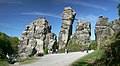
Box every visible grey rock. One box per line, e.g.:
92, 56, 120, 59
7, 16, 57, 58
18, 17, 57, 59
75, 20, 91, 45
95, 16, 120, 49
58, 7, 76, 49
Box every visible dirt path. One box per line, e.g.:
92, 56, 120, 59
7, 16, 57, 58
18, 50, 94, 66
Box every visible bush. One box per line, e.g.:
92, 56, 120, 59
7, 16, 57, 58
94, 32, 120, 65
44, 47, 48, 54
59, 36, 88, 53
90, 40, 97, 50
0, 32, 19, 59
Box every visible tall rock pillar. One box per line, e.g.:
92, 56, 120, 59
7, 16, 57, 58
58, 7, 76, 49
95, 16, 112, 49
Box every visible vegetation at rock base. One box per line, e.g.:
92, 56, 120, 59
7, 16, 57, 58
0, 60, 9, 66
72, 50, 104, 66
59, 36, 88, 53
19, 57, 39, 64
59, 44, 84, 53
0, 32, 19, 66
59, 36, 97, 53
72, 32, 120, 66
94, 32, 120, 66
89, 40, 97, 50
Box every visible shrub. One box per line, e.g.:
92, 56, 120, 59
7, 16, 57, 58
44, 47, 48, 54
94, 32, 120, 65
90, 40, 97, 50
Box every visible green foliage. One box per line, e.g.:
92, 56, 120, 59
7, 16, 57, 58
67, 44, 86, 52
0, 32, 13, 56
94, 32, 120, 65
44, 47, 48, 54
9, 37, 19, 54
0, 48, 5, 59
0, 60, 9, 66
59, 36, 88, 53
72, 50, 104, 66
90, 40, 97, 50
0, 32, 19, 63
59, 44, 86, 53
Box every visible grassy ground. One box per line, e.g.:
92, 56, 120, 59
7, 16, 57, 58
59, 44, 85, 53
71, 50, 104, 66
0, 60, 9, 66
19, 57, 39, 65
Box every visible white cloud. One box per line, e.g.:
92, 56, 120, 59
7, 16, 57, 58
20, 12, 61, 19
0, 0, 23, 4
64, 1, 107, 11
7, 1, 23, 4
76, 14, 98, 22
112, 0, 120, 2
0, 23, 22, 29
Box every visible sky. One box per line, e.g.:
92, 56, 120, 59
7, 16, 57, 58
0, 0, 119, 40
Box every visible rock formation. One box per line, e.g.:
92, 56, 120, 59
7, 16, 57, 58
95, 16, 120, 49
18, 17, 57, 58
68, 19, 91, 47
75, 20, 91, 45
58, 7, 76, 49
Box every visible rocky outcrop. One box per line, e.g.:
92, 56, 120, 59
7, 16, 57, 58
58, 7, 76, 49
18, 17, 57, 58
75, 20, 91, 45
95, 16, 120, 49
68, 20, 91, 47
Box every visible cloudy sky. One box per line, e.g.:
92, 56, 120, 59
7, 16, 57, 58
0, 0, 119, 40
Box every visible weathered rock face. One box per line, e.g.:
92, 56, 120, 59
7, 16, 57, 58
95, 16, 120, 49
68, 20, 91, 47
18, 18, 57, 58
58, 7, 76, 49
75, 20, 91, 45
111, 19, 120, 33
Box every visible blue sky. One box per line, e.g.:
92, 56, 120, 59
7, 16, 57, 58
0, 0, 119, 40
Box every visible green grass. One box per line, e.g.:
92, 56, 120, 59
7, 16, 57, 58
59, 44, 83, 53
19, 57, 39, 64
71, 50, 104, 66
0, 60, 9, 66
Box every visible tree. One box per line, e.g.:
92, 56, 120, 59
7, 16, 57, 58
9, 37, 19, 54
0, 32, 19, 59
117, 4, 120, 19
